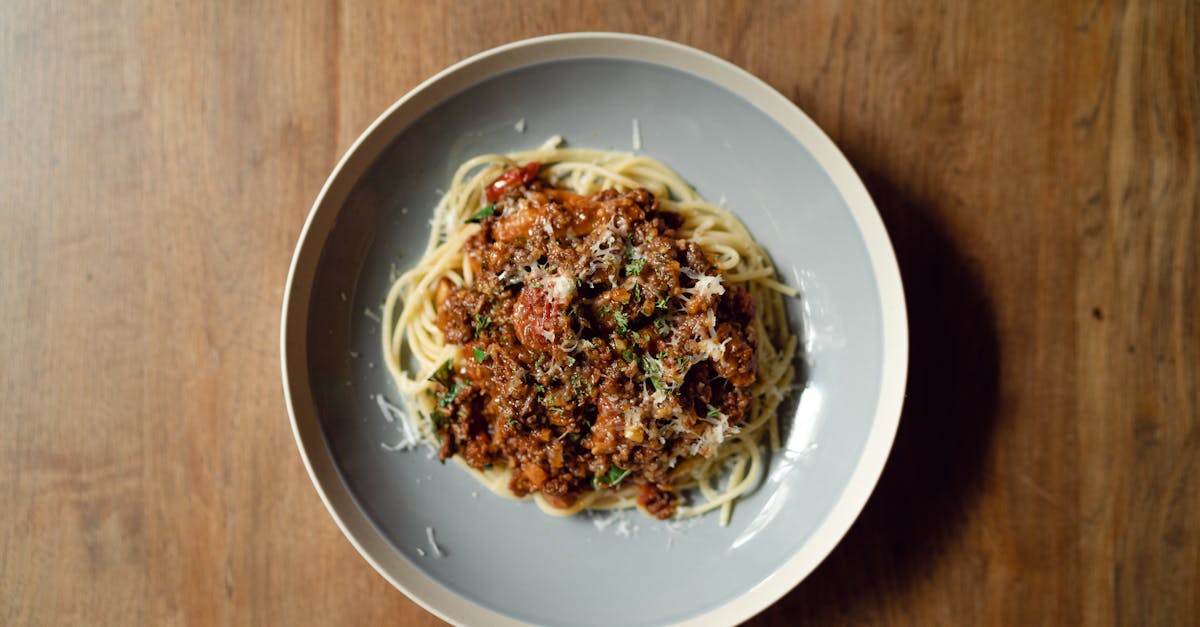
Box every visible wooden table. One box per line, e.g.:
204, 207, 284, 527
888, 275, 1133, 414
3, 1, 1196, 624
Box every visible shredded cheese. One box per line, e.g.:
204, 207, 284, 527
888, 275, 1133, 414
377, 394, 420, 452
548, 274, 576, 302
425, 526, 443, 557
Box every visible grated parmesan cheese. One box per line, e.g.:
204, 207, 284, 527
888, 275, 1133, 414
425, 526, 444, 557
547, 274, 576, 302
377, 394, 420, 451
682, 268, 726, 302
696, 336, 731, 362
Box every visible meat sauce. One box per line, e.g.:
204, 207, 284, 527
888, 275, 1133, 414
431, 164, 757, 519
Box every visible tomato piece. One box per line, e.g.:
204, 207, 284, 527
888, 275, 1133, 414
485, 161, 542, 202
513, 285, 570, 350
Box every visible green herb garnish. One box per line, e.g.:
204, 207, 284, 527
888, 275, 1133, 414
621, 349, 636, 363
428, 359, 453, 383
593, 465, 631, 488
439, 381, 468, 407
473, 347, 488, 363
612, 310, 629, 334
465, 203, 495, 223
427, 410, 448, 428
639, 356, 665, 392
473, 313, 491, 337
707, 405, 720, 417
625, 257, 647, 277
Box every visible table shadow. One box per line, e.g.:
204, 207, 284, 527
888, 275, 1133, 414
749, 163, 1002, 624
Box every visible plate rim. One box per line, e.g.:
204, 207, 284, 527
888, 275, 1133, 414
280, 31, 908, 627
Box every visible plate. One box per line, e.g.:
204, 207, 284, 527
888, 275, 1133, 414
281, 33, 907, 627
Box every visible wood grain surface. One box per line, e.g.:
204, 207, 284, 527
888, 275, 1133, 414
2, 1, 1196, 625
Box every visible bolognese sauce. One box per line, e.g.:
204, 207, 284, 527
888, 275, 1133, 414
429, 164, 757, 519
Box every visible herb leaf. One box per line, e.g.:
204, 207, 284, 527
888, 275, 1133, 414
428, 359, 453, 383
439, 381, 468, 407
625, 257, 647, 277
706, 405, 720, 417
473, 347, 488, 363
612, 310, 629, 334
465, 203, 495, 223
473, 313, 491, 337
593, 465, 631, 488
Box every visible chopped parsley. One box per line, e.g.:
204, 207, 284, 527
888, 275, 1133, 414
473, 347, 488, 363
612, 310, 629, 334
465, 203, 495, 223
507, 418, 518, 427
639, 356, 666, 393
473, 313, 491, 337
707, 405, 721, 417
428, 359, 453, 384
571, 372, 586, 395
625, 257, 647, 277
593, 465, 631, 488
439, 381, 468, 407
621, 349, 636, 363
656, 294, 669, 310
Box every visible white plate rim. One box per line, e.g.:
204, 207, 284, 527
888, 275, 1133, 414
280, 32, 908, 627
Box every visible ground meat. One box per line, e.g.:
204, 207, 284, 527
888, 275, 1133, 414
637, 483, 678, 519
429, 164, 757, 518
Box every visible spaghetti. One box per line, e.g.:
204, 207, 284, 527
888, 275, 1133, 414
382, 138, 797, 525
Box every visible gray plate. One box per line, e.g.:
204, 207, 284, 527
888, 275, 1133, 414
281, 34, 907, 627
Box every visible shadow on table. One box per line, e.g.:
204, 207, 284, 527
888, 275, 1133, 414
749, 164, 1002, 624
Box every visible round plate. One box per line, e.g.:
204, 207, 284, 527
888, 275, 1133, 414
281, 33, 906, 627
